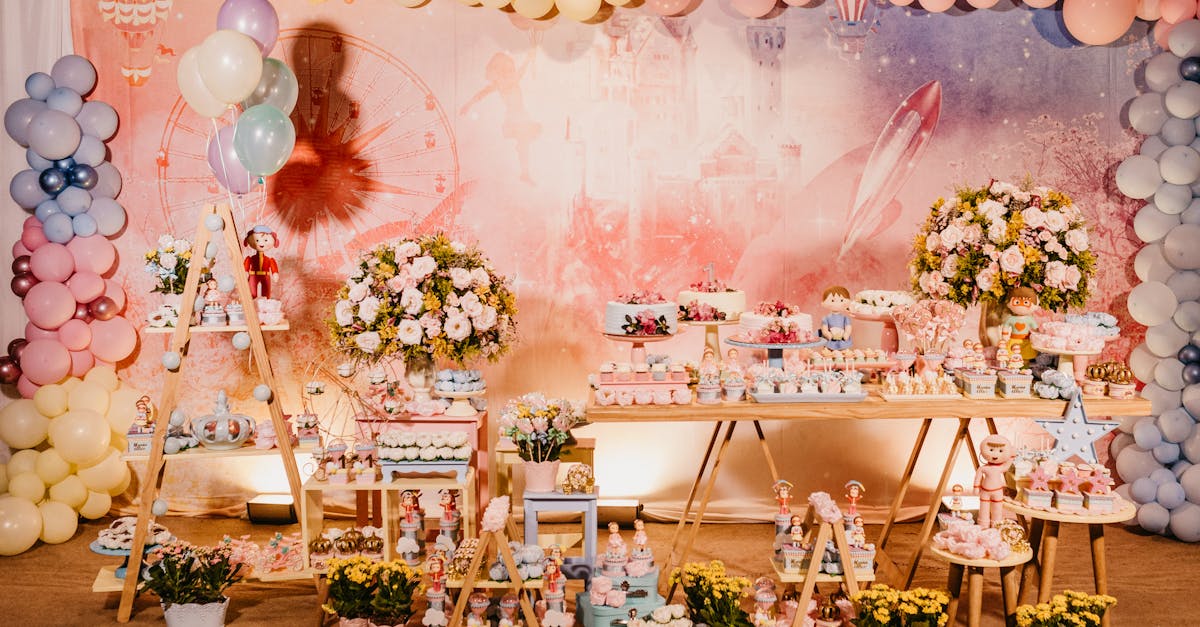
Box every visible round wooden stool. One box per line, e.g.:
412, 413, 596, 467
930, 545, 1032, 627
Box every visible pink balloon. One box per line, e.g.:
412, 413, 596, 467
12, 241, 31, 258
1155, 17, 1178, 43
66, 235, 116, 276
29, 243, 76, 283
69, 349, 94, 377
67, 271, 105, 303
646, 0, 691, 14
1162, 0, 1195, 22
58, 319, 92, 351
21, 226, 48, 252
921, 0, 956, 10
103, 279, 126, 312
20, 339, 70, 385
1137, 0, 1163, 20
23, 216, 40, 230
23, 281, 77, 330
17, 375, 39, 399
88, 317, 137, 363
731, 0, 776, 17
1063, 0, 1137, 45
24, 322, 58, 342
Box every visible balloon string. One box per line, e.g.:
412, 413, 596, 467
211, 116, 244, 234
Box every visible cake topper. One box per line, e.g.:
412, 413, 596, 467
773, 479, 794, 516
820, 285, 854, 350
974, 434, 1015, 528
243, 224, 280, 299
844, 480, 864, 517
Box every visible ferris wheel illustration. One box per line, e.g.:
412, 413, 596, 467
155, 28, 464, 279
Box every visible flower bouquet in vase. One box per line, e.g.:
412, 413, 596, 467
322, 556, 378, 626
144, 234, 209, 327
369, 561, 423, 627
140, 541, 245, 627
909, 180, 1095, 345
499, 393, 585, 493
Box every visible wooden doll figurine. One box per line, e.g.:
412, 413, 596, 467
400, 490, 418, 524
243, 225, 280, 299
844, 480, 864, 517
974, 434, 1015, 528
819, 286, 854, 350
774, 479, 794, 516
439, 489, 458, 523
1001, 287, 1039, 359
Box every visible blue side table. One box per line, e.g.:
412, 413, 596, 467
523, 488, 599, 579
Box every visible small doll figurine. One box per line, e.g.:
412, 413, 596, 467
498, 593, 520, 627
426, 554, 447, 594
949, 483, 965, 517
723, 348, 744, 376
543, 558, 566, 595
547, 543, 564, 565
400, 490, 418, 524
203, 278, 223, 308
774, 479, 794, 516
844, 480, 865, 517
439, 489, 458, 523
819, 286, 853, 350
466, 592, 490, 627
243, 225, 280, 299
632, 518, 648, 552
1002, 287, 1039, 359
849, 516, 867, 548
606, 521, 627, 556
788, 514, 804, 546
974, 434, 1015, 528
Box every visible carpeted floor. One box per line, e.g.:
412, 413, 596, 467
8, 516, 1197, 626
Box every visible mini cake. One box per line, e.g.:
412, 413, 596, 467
740, 301, 814, 343
200, 302, 228, 326
678, 277, 746, 321
1032, 321, 1104, 353
256, 297, 285, 325
225, 302, 245, 325
604, 290, 678, 336
848, 290, 916, 317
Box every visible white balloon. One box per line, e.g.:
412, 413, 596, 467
1162, 117, 1198, 146
1164, 223, 1200, 269
1145, 52, 1183, 93
1130, 92, 1169, 135
1176, 301, 1200, 332
1155, 183, 1193, 214
1184, 383, 1200, 417
1169, 270, 1200, 301
1112, 432, 1136, 458
1136, 203, 1182, 242
1131, 342, 1163, 383
1144, 382, 1184, 415
1169, 501, 1200, 542
1183, 199, 1200, 224
1160, 145, 1200, 184
1130, 281, 1181, 326
1118, 445, 1163, 482
1157, 357, 1188, 390
1170, 19, 1200, 58
1149, 322, 1190, 358
1160, 407, 1197, 443
1117, 154, 1166, 199
1167, 81, 1200, 118
1136, 244, 1175, 282
1143, 135, 1170, 159
1185, 424, 1200, 463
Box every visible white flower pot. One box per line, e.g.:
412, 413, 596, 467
161, 597, 229, 627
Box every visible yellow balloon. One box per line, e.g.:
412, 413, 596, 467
107, 471, 132, 497
68, 381, 110, 415
79, 490, 112, 520
48, 475, 88, 509
78, 449, 128, 493
48, 409, 111, 466
0, 399, 49, 449
8, 449, 40, 476
61, 377, 82, 393
0, 496, 42, 555
513, 0, 556, 18
197, 30, 264, 105
557, 0, 601, 20
84, 365, 119, 392
921, 0, 955, 10
111, 432, 128, 453
9, 472, 47, 504
0, 465, 7, 494
35, 448, 73, 485
106, 386, 142, 434
457, 0, 482, 5
480, 0, 511, 7
38, 500, 78, 544
34, 384, 69, 418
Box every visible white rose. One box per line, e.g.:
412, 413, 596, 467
977, 262, 999, 292
420, 446, 438, 461
399, 432, 417, 446
335, 300, 355, 327
1021, 207, 1045, 230
348, 282, 369, 303
940, 253, 959, 279
444, 314, 472, 341
1043, 210, 1067, 232
172, 239, 190, 253
1065, 228, 1089, 252
980, 199, 1006, 221
431, 433, 448, 448
448, 432, 469, 447
355, 331, 382, 353
415, 433, 433, 448
988, 220, 1007, 244
962, 223, 982, 245
409, 255, 437, 280
358, 296, 381, 324
471, 267, 491, 287
1064, 265, 1082, 290
349, 266, 364, 281
395, 240, 421, 260
939, 224, 964, 249
157, 234, 174, 249
454, 445, 472, 460
159, 253, 178, 270
460, 291, 484, 317
419, 313, 443, 338
918, 271, 948, 297
1044, 260, 1068, 288
670, 605, 685, 619
397, 319, 424, 345
473, 306, 498, 332
436, 446, 454, 459
450, 240, 467, 253
401, 287, 425, 315
652, 607, 672, 622
925, 232, 941, 252
450, 268, 473, 290
998, 245, 1025, 274
404, 446, 421, 460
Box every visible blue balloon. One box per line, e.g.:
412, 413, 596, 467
52, 157, 75, 171
25, 148, 52, 171
38, 168, 68, 195
1183, 57, 1200, 84
45, 87, 82, 116
69, 164, 97, 189
87, 197, 126, 237
71, 213, 97, 237
56, 186, 91, 216
1179, 344, 1200, 365
1131, 476, 1158, 503
24, 72, 54, 101
34, 199, 62, 222
42, 212, 74, 243
1185, 363, 1200, 385
1032, 8, 1084, 50
1151, 467, 1178, 484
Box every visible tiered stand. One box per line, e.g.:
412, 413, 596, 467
848, 311, 900, 353
770, 507, 871, 627
447, 513, 541, 627
680, 319, 738, 356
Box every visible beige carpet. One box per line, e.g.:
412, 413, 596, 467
10, 516, 1198, 626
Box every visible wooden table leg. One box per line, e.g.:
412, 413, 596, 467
1090, 523, 1112, 627
665, 422, 738, 601
1018, 517, 1044, 606
752, 420, 781, 483
1001, 565, 1020, 627
663, 422, 722, 567
879, 419, 933, 551
313, 573, 328, 627
1038, 520, 1061, 604
967, 566, 984, 627
946, 561, 965, 626
903, 418, 971, 587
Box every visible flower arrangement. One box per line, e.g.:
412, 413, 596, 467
144, 234, 207, 295
680, 300, 726, 322
668, 560, 753, 627
618, 289, 668, 304
623, 309, 673, 335
322, 556, 424, 624
630, 604, 692, 627
754, 319, 801, 344
754, 300, 802, 317
376, 430, 472, 462
689, 278, 732, 293
910, 180, 1095, 313
481, 495, 512, 533
1014, 591, 1116, 627
498, 393, 586, 463
850, 584, 950, 627
328, 234, 518, 365
891, 300, 967, 355
140, 541, 245, 607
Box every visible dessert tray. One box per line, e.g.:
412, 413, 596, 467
880, 392, 964, 401
749, 391, 867, 404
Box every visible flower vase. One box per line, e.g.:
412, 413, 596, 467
161, 597, 229, 627
338, 618, 371, 627
162, 292, 183, 314
524, 460, 560, 493
405, 355, 435, 403
977, 299, 1005, 347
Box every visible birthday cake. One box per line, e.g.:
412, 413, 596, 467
739, 301, 814, 343
200, 304, 227, 326
678, 277, 745, 321
604, 290, 678, 336
848, 290, 916, 316
225, 303, 245, 325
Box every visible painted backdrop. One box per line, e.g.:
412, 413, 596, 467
65, 0, 1146, 520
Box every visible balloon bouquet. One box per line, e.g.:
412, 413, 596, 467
1, 52, 149, 555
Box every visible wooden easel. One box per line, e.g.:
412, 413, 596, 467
448, 515, 540, 627
115, 202, 303, 622
787, 508, 862, 627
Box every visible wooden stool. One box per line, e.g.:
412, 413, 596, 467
930, 545, 1032, 627
523, 488, 599, 577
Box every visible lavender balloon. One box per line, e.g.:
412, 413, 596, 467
217, 0, 280, 56
207, 123, 254, 194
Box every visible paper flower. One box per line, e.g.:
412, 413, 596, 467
481, 496, 511, 532
808, 491, 843, 524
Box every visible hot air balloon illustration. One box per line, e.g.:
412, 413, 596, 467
98, 0, 173, 86
826, 0, 879, 61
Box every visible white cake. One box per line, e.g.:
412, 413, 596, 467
849, 290, 916, 316
604, 291, 678, 336
678, 287, 746, 321
740, 301, 813, 337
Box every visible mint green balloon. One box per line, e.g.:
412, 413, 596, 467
242, 58, 298, 115
233, 104, 295, 176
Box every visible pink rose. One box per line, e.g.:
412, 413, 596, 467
939, 224, 964, 249
516, 419, 534, 434
1044, 261, 1068, 288
473, 306, 497, 331
962, 223, 983, 245
941, 254, 959, 278
347, 282, 369, 303
1064, 265, 1082, 290
1065, 228, 1089, 252
925, 232, 941, 252
976, 262, 998, 291
998, 245, 1025, 274
419, 313, 442, 337
459, 291, 484, 317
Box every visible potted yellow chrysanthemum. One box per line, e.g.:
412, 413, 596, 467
850, 584, 949, 627
668, 560, 753, 627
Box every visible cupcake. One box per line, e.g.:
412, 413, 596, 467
651, 363, 668, 381
634, 363, 651, 382
599, 363, 615, 383
669, 364, 688, 382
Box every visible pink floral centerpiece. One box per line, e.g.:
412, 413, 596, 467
680, 300, 726, 322
756, 319, 802, 344
755, 300, 802, 317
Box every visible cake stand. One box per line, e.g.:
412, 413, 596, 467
725, 337, 826, 368
849, 311, 900, 353
1033, 345, 1101, 381
602, 332, 678, 364
435, 389, 485, 417
89, 540, 163, 580
680, 319, 739, 357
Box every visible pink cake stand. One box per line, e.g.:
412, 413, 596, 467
849, 311, 899, 354
603, 332, 678, 364
680, 319, 739, 357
